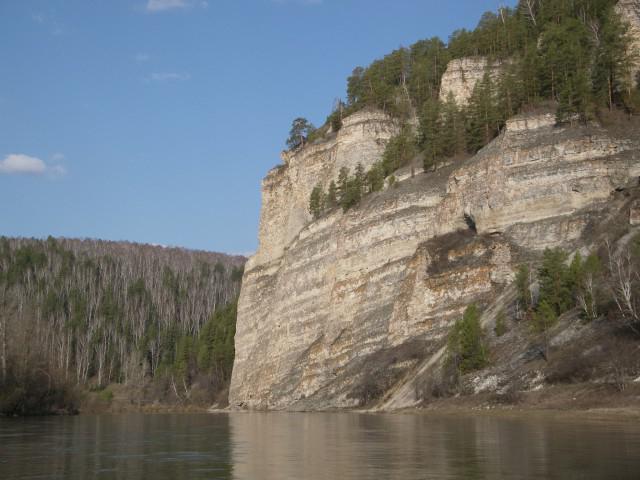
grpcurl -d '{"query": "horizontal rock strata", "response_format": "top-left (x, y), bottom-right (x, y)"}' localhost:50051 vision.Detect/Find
top-left (230, 111), bottom-right (640, 410)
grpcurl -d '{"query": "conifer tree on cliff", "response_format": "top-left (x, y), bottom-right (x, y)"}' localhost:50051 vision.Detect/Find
top-left (309, 184), bottom-right (325, 220)
top-left (286, 118), bottom-right (316, 150)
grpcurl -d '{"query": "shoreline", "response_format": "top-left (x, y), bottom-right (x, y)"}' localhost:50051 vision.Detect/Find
top-left (6, 403), bottom-right (640, 421)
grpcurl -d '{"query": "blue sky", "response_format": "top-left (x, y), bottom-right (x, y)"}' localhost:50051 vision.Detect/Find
top-left (0, 0), bottom-right (515, 254)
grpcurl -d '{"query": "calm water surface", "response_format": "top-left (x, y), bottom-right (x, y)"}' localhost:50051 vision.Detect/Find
top-left (1, 412), bottom-right (640, 479)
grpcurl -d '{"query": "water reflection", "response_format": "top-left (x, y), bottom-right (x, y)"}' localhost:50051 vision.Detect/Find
top-left (0, 414), bottom-right (233, 479)
top-left (229, 413), bottom-right (640, 480)
top-left (1, 412), bottom-right (640, 479)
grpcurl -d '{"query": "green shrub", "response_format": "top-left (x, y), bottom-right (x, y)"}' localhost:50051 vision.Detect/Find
top-left (98, 389), bottom-right (114, 403)
top-left (381, 127), bottom-right (417, 176)
top-left (494, 310), bottom-right (508, 337)
top-left (532, 300), bottom-right (558, 333)
top-left (448, 304), bottom-right (488, 374)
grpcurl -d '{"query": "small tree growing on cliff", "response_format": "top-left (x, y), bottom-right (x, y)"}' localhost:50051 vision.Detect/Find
top-left (448, 304), bottom-right (488, 374)
top-left (366, 162), bottom-right (385, 192)
top-left (286, 117), bottom-right (316, 150)
top-left (337, 167), bottom-right (350, 204)
top-left (381, 127), bottom-right (417, 176)
top-left (326, 181), bottom-right (338, 209)
top-left (309, 184), bottom-right (325, 220)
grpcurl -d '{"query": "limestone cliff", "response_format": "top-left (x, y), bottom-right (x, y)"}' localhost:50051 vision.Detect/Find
top-left (229, 107), bottom-right (640, 410)
top-left (617, 0), bottom-right (640, 86)
top-left (438, 57), bottom-right (503, 106)
top-left (252, 110), bottom-right (399, 267)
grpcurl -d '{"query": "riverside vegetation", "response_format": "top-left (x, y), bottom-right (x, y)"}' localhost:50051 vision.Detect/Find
top-left (0, 237), bottom-right (244, 415)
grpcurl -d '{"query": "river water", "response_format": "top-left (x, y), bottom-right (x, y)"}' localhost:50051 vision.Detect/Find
top-left (1, 412), bottom-right (640, 479)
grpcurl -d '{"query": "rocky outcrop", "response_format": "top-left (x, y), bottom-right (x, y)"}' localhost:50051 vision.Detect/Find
top-left (617, 0), bottom-right (640, 87)
top-left (229, 109), bottom-right (640, 410)
top-left (438, 57), bottom-right (503, 106)
top-left (252, 109), bottom-right (398, 267)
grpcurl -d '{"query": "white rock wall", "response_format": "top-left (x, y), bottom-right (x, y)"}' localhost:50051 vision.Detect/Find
top-left (438, 57), bottom-right (503, 106)
top-left (617, 0), bottom-right (640, 86)
top-left (250, 110), bottom-right (399, 267)
top-left (230, 112), bottom-right (640, 410)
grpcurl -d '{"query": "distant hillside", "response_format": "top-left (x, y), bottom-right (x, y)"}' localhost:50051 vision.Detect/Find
top-left (0, 237), bottom-right (245, 415)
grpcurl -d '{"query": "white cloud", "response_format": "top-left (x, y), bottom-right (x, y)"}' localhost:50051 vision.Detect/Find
top-left (52, 153), bottom-right (65, 162)
top-left (145, 0), bottom-right (208, 12)
top-left (146, 0), bottom-right (188, 12)
top-left (149, 72), bottom-right (191, 82)
top-left (0, 154), bottom-right (46, 175)
top-left (0, 153), bottom-right (66, 176)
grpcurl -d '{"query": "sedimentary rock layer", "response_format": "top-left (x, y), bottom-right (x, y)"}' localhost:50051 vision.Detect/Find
top-left (438, 57), bottom-right (503, 106)
top-left (230, 111), bottom-right (640, 410)
top-left (617, 0), bottom-right (640, 86)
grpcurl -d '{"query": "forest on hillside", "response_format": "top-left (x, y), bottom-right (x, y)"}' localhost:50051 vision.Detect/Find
top-left (295, 0), bottom-right (640, 218)
top-left (0, 237), bottom-right (244, 415)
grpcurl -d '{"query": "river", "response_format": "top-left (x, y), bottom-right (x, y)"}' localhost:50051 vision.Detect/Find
top-left (1, 412), bottom-right (640, 479)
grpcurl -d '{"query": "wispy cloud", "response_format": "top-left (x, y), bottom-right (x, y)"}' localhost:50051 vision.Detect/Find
top-left (149, 72), bottom-right (191, 82)
top-left (135, 53), bottom-right (150, 62)
top-left (0, 153), bottom-right (66, 177)
top-left (31, 11), bottom-right (64, 35)
top-left (147, 0), bottom-right (187, 12)
top-left (145, 0), bottom-right (208, 12)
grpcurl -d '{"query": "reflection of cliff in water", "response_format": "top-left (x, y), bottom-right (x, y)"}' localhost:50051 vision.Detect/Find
top-left (2, 412), bottom-right (640, 479)
top-left (229, 412), bottom-right (640, 480)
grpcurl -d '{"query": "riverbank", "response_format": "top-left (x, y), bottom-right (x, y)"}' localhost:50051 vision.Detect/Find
top-left (392, 382), bottom-right (640, 420)
top-left (6, 378), bottom-right (640, 418)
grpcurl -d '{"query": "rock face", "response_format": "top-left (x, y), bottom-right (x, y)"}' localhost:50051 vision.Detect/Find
top-left (617, 0), bottom-right (640, 87)
top-left (438, 57), bottom-right (503, 106)
top-left (252, 109), bottom-right (399, 266)
top-left (229, 108), bottom-right (640, 410)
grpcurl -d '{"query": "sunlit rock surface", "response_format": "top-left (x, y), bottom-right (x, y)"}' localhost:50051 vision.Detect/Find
top-left (229, 107), bottom-right (640, 410)
top-left (616, 0), bottom-right (640, 86)
top-left (438, 57), bottom-right (504, 106)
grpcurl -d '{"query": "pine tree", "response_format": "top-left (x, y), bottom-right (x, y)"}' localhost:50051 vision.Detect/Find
top-left (286, 118), bottom-right (316, 150)
top-left (309, 184), bottom-right (325, 220)
top-left (593, 6), bottom-right (634, 111)
top-left (538, 248), bottom-right (572, 315)
top-left (382, 127), bottom-right (417, 176)
top-left (326, 181), bottom-right (338, 208)
top-left (440, 92), bottom-right (466, 158)
top-left (533, 300), bottom-right (557, 332)
top-left (337, 167), bottom-right (349, 205)
top-left (466, 73), bottom-right (500, 153)
top-left (448, 304), bottom-right (488, 374)
top-left (497, 63), bottom-right (524, 122)
top-left (419, 96), bottom-right (442, 171)
top-left (515, 264), bottom-right (532, 312)
top-left (494, 310), bottom-right (508, 337)
top-left (342, 177), bottom-right (362, 212)
top-left (366, 162), bottom-right (385, 192)
top-left (354, 163), bottom-right (366, 195)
